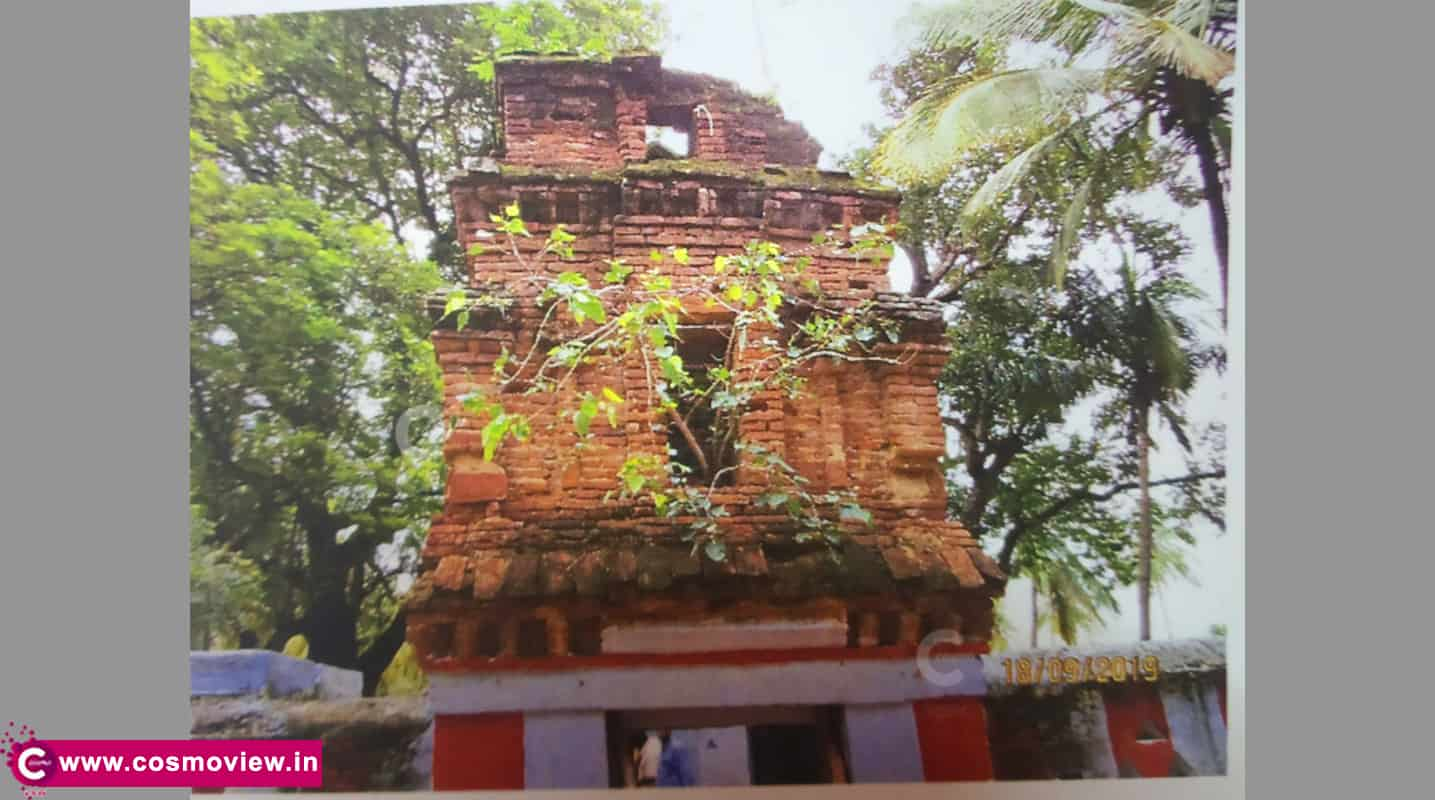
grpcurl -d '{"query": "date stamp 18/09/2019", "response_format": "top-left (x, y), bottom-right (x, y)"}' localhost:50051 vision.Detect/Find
top-left (1000, 654), bottom-right (1162, 687)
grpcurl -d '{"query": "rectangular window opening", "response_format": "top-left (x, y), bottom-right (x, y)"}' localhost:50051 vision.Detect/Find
top-left (645, 125), bottom-right (690, 160)
top-left (476, 621), bottom-right (503, 658)
top-left (516, 618), bottom-right (549, 658)
top-left (570, 616), bottom-right (603, 656)
top-left (668, 325), bottom-right (739, 488)
top-left (430, 622), bottom-right (456, 660)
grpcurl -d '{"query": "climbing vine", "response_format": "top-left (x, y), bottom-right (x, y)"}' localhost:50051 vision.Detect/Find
top-left (441, 203), bottom-right (906, 562)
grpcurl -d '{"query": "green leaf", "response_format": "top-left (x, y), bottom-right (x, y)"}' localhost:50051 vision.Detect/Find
top-left (442, 289), bottom-right (467, 317)
top-left (704, 538), bottom-right (727, 562)
top-left (602, 387), bottom-right (624, 405)
top-left (604, 260), bottom-right (633, 284)
top-left (1051, 175), bottom-right (1093, 289)
top-left (624, 470), bottom-right (645, 493)
top-left (470, 60), bottom-right (496, 82)
top-left (571, 294), bottom-right (606, 324)
top-left (481, 414), bottom-right (510, 461)
top-left (757, 491), bottom-right (789, 508)
top-left (839, 503), bottom-right (874, 527)
top-left (659, 354), bottom-right (686, 383)
top-left (672, 247), bottom-right (689, 264)
top-left (713, 255), bottom-right (729, 274)
top-left (575, 394), bottom-right (599, 436)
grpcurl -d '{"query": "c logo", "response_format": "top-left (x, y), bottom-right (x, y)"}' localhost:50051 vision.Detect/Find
top-left (14, 743), bottom-right (57, 785)
top-left (915, 628), bottom-right (967, 688)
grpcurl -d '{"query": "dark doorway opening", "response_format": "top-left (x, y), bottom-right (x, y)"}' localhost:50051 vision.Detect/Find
top-left (748, 724), bottom-right (825, 786)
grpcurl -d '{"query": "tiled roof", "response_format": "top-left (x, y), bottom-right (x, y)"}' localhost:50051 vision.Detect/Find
top-left (406, 519), bottom-right (1004, 613)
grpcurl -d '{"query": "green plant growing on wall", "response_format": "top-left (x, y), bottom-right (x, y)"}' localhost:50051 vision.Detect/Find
top-left (440, 206), bottom-right (903, 562)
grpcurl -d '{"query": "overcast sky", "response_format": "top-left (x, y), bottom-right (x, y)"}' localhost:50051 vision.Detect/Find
top-left (192, 0), bottom-right (1243, 650)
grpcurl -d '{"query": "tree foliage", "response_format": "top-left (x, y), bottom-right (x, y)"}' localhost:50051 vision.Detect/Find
top-left (851, 30), bottom-right (1225, 644)
top-left (190, 505), bottom-right (270, 650)
top-left (190, 1), bottom-right (667, 277)
top-left (873, 0), bottom-right (1237, 323)
top-left (190, 157), bottom-right (443, 683)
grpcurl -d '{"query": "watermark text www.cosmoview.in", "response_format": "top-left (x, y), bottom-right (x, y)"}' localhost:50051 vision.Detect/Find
top-left (4, 727), bottom-right (323, 794)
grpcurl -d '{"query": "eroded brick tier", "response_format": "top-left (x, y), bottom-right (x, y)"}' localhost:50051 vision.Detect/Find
top-left (405, 54), bottom-right (1005, 670)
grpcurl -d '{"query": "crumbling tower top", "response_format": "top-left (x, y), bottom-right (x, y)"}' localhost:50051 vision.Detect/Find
top-left (494, 52), bottom-right (824, 170)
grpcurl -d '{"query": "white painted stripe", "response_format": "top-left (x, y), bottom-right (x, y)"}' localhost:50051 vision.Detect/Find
top-left (844, 703), bottom-right (925, 783)
top-left (523, 711), bottom-right (609, 789)
top-left (429, 656), bottom-right (988, 714)
top-left (1159, 683), bottom-right (1224, 776)
top-left (600, 620), bottom-right (848, 654)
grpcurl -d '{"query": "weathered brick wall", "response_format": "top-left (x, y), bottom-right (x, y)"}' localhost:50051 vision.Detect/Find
top-left (493, 55), bottom-right (823, 170)
top-left (407, 56), bottom-right (1004, 670)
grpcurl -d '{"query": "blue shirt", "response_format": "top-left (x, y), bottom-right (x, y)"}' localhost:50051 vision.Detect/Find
top-left (657, 740), bottom-right (696, 787)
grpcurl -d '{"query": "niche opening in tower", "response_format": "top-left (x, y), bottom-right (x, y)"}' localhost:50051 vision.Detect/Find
top-left (667, 325), bottom-right (739, 488)
top-left (644, 105), bottom-right (692, 161)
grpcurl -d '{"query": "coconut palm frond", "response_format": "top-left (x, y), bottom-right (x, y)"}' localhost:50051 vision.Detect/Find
top-left (1067, 0), bottom-right (1232, 85)
top-left (914, 0), bottom-right (1068, 50)
top-left (961, 104), bottom-right (1115, 219)
top-left (1164, 0), bottom-right (1217, 33)
top-left (1151, 523), bottom-right (1199, 587)
top-left (1158, 401), bottom-right (1193, 451)
top-left (1071, 0), bottom-right (1146, 22)
top-left (963, 127), bottom-right (1066, 218)
top-left (874, 67), bottom-right (1104, 181)
top-left (910, 0), bottom-right (1021, 48)
top-left (1050, 174), bottom-right (1094, 288)
top-left (1123, 16), bottom-right (1234, 86)
top-left (1043, 557), bottom-right (1116, 645)
top-left (1148, 309), bottom-right (1190, 391)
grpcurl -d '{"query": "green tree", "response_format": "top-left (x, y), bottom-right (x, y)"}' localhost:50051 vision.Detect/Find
top-left (190, 505), bottom-right (270, 650)
top-left (190, 1), bottom-right (667, 277)
top-left (1085, 257), bottom-right (1217, 639)
top-left (189, 159), bottom-right (444, 688)
top-left (873, 0), bottom-right (1237, 324)
top-left (850, 35), bottom-right (1224, 645)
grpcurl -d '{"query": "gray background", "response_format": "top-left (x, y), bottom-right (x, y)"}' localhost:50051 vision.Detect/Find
top-left (0, 1), bottom-right (1425, 799)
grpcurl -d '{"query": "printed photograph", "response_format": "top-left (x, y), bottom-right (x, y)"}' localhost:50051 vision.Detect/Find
top-left (189, 0), bottom-right (1238, 790)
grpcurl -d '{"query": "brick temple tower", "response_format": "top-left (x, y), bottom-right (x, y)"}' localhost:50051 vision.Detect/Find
top-left (406, 53), bottom-right (1007, 790)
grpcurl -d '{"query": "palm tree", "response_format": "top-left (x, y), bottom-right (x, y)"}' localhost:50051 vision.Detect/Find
top-left (1029, 554), bottom-right (1119, 645)
top-left (873, 0), bottom-right (1238, 326)
top-left (1090, 257), bottom-right (1209, 639)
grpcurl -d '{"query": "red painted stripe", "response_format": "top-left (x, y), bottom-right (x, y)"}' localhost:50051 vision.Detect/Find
top-left (1103, 685), bottom-right (1175, 778)
top-left (422, 642), bottom-right (989, 673)
top-left (913, 696), bottom-right (995, 782)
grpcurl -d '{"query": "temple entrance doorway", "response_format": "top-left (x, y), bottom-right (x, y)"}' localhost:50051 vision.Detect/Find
top-left (606, 706), bottom-right (849, 788)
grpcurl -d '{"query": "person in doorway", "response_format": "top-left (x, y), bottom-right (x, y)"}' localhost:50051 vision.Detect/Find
top-left (657, 730), bottom-right (696, 787)
top-left (635, 730), bottom-right (662, 787)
